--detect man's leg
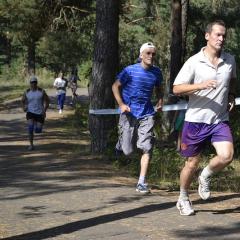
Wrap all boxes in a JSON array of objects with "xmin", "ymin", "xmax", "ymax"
[
  {"xmin": 180, "ymin": 155, "xmax": 200, "ymax": 196},
  {"xmin": 139, "ymin": 153, "xmax": 150, "ymax": 182},
  {"xmin": 61, "ymin": 93, "xmax": 66, "ymax": 110},
  {"xmin": 59, "ymin": 93, "xmax": 65, "ymax": 113},
  {"xmin": 35, "ymin": 121, "xmax": 43, "ymax": 133},
  {"xmin": 27, "ymin": 119, "xmax": 34, "ymax": 150},
  {"xmin": 57, "ymin": 94, "xmax": 61, "ymax": 109},
  {"xmin": 176, "ymin": 155, "xmax": 200, "ymax": 215},
  {"xmin": 116, "ymin": 114, "xmax": 135, "ymax": 156},
  {"xmin": 136, "ymin": 116, "xmax": 154, "ymax": 193},
  {"xmin": 198, "ymin": 141, "xmax": 233, "ymax": 200}
]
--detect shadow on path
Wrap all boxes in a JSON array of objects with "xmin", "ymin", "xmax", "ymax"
[
  {"xmin": 1, "ymin": 201, "xmax": 175, "ymax": 240},
  {"xmin": 174, "ymin": 222, "xmax": 240, "ymax": 239}
]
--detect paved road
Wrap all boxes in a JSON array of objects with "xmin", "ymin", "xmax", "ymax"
[{"xmin": 0, "ymin": 88, "xmax": 240, "ymax": 240}]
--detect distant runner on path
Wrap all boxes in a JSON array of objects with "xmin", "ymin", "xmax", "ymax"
[
  {"xmin": 53, "ymin": 72, "xmax": 68, "ymax": 114},
  {"xmin": 21, "ymin": 76, "xmax": 50, "ymax": 150},
  {"xmin": 68, "ymin": 68, "xmax": 80, "ymax": 105}
]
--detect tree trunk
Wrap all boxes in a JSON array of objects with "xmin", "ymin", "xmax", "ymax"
[
  {"xmin": 89, "ymin": 0, "xmax": 119, "ymax": 153},
  {"xmin": 6, "ymin": 37, "xmax": 11, "ymax": 67},
  {"xmin": 166, "ymin": 0, "xmax": 184, "ymax": 135},
  {"xmin": 169, "ymin": 0, "xmax": 182, "ymax": 94},
  {"xmin": 181, "ymin": 0, "xmax": 189, "ymax": 63},
  {"xmin": 27, "ymin": 42, "xmax": 36, "ymax": 76}
]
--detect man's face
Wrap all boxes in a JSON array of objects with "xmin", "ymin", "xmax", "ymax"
[
  {"xmin": 140, "ymin": 47, "xmax": 156, "ymax": 67},
  {"xmin": 30, "ymin": 81, "xmax": 37, "ymax": 89},
  {"xmin": 205, "ymin": 24, "xmax": 226, "ymax": 51}
]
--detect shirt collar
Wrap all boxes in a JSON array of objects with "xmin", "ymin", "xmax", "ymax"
[{"xmin": 199, "ymin": 47, "xmax": 226, "ymax": 64}]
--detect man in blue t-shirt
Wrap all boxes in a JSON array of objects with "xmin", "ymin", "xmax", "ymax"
[{"xmin": 112, "ymin": 42, "xmax": 164, "ymax": 193}]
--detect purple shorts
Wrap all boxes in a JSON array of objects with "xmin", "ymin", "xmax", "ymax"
[{"xmin": 180, "ymin": 121, "xmax": 233, "ymax": 157}]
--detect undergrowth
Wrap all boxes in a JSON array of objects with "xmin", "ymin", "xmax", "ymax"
[{"xmin": 70, "ymin": 100, "xmax": 240, "ymax": 193}]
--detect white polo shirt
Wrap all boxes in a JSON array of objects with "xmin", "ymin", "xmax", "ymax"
[
  {"xmin": 53, "ymin": 77, "xmax": 67, "ymax": 95},
  {"xmin": 174, "ymin": 47, "xmax": 236, "ymax": 124}
]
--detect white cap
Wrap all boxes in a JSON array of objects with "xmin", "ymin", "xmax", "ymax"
[
  {"xmin": 139, "ymin": 42, "xmax": 156, "ymax": 54},
  {"xmin": 29, "ymin": 76, "xmax": 38, "ymax": 83}
]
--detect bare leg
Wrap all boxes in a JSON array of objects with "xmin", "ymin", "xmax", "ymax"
[
  {"xmin": 176, "ymin": 155, "xmax": 200, "ymax": 215},
  {"xmin": 140, "ymin": 153, "xmax": 150, "ymax": 178},
  {"xmin": 27, "ymin": 119, "xmax": 34, "ymax": 148},
  {"xmin": 208, "ymin": 141, "xmax": 234, "ymax": 172},
  {"xmin": 136, "ymin": 153, "xmax": 151, "ymax": 193},
  {"xmin": 180, "ymin": 155, "xmax": 200, "ymax": 191}
]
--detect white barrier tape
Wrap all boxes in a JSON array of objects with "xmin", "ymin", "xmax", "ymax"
[{"xmin": 89, "ymin": 97, "xmax": 240, "ymax": 115}]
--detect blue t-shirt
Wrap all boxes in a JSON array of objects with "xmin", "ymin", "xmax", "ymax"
[{"xmin": 117, "ymin": 63, "xmax": 163, "ymax": 119}]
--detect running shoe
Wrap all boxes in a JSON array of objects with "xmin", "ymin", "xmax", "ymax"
[
  {"xmin": 28, "ymin": 145, "xmax": 34, "ymax": 151},
  {"xmin": 176, "ymin": 199, "xmax": 195, "ymax": 216},
  {"xmin": 136, "ymin": 183, "xmax": 150, "ymax": 193},
  {"xmin": 198, "ymin": 176, "xmax": 211, "ymax": 200}
]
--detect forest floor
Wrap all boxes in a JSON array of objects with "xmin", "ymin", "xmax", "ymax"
[{"xmin": 0, "ymin": 88, "xmax": 240, "ymax": 240}]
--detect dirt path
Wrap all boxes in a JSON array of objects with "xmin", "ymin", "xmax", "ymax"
[{"xmin": 0, "ymin": 88, "xmax": 240, "ymax": 240}]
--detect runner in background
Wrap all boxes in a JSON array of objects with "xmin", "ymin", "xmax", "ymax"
[
  {"xmin": 22, "ymin": 76, "xmax": 49, "ymax": 150},
  {"xmin": 68, "ymin": 68, "xmax": 80, "ymax": 105},
  {"xmin": 53, "ymin": 72, "xmax": 68, "ymax": 114}
]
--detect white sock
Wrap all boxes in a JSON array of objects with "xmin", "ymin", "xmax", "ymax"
[
  {"xmin": 200, "ymin": 165, "xmax": 214, "ymax": 179},
  {"xmin": 138, "ymin": 176, "xmax": 145, "ymax": 185},
  {"xmin": 179, "ymin": 188, "xmax": 189, "ymax": 200}
]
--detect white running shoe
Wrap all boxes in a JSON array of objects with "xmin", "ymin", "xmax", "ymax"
[
  {"xmin": 176, "ymin": 199, "xmax": 195, "ymax": 216},
  {"xmin": 136, "ymin": 183, "xmax": 150, "ymax": 194},
  {"xmin": 198, "ymin": 176, "xmax": 211, "ymax": 200},
  {"xmin": 59, "ymin": 109, "xmax": 63, "ymax": 114}
]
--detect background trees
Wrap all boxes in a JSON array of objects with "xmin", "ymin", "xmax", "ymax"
[{"xmin": 0, "ymin": 0, "xmax": 240, "ymax": 153}]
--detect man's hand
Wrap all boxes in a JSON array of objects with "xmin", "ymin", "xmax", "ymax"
[
  {"xmin": 155, "ymin": 98, "xmax": 163, "ymax": 112},
  {"xmin": 228, "ymin": 94, "xmax": 235, "ymax": 112},
  {"xmin": 119, "ymin": 104, "xmax": 130, "ymax": 113},
  {"xmin": 200, "ymin": 79, "xmax": 218, "ymax": 90}
]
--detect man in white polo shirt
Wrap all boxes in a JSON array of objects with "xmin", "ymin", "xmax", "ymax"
[{"xmin": 173, "ymin": 20, "xmax": 237, "ymax": 215}]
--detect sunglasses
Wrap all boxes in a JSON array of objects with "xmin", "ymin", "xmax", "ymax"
[{"xmin": 145, "ymin": 51, "xmax": 156, "ymax": 56}]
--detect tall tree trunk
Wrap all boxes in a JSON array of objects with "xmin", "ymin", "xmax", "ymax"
[
  {"xmin": 89, "ymin": 0, "xmax": 119, "ymax": 153},
  {"xmin": 6, "ymin": 37, "xmax": 11, "ymax": 67},
  {"xmin": 169, "ymin": 0, "xmax": 182, "ymax": 94},
  {"xmin": 167, "ymin": 0, "xmax": 187, "ymax": 135},
  {"xmin": 27, "ymin": 42, "xmax": 36, "ymax": 76},
  {"xmin": 181, "ymin": 0, "xmax": 189, "ymax": 63}
]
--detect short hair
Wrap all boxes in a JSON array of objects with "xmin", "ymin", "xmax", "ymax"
[{"xmin": 205, "ymin": 20, "xmax": 226, "ymax": 33}]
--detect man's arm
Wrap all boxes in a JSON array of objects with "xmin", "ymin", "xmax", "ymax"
[
  {"xmin": 53, "ymin": 79, "xmax": 58, "ymax": 87},
  {"xmin": 173, "ymin": 79, "xmax": 218, "ymax": 96},
  {"xmin": 112, "ymin": 80, "xmax": 130, "ymax": 113},
  {"xmin": 43, "ymin": 91, "xmax": 50, "ymax": 113},
  {"xmin": 155, "ymin": 85, "xmax": 163, "ymax": 111},
  {"xmin": 228, "ymin": 77, "xmax": 237, "ymax": 112},
  {"xmin": 21, "ymin": 92, "xmax": 27, "ymax": 112}
]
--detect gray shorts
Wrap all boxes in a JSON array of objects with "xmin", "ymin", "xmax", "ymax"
[{"xmin": 116, "ymin": 113, "xmax": 155, "ymax": 155}]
